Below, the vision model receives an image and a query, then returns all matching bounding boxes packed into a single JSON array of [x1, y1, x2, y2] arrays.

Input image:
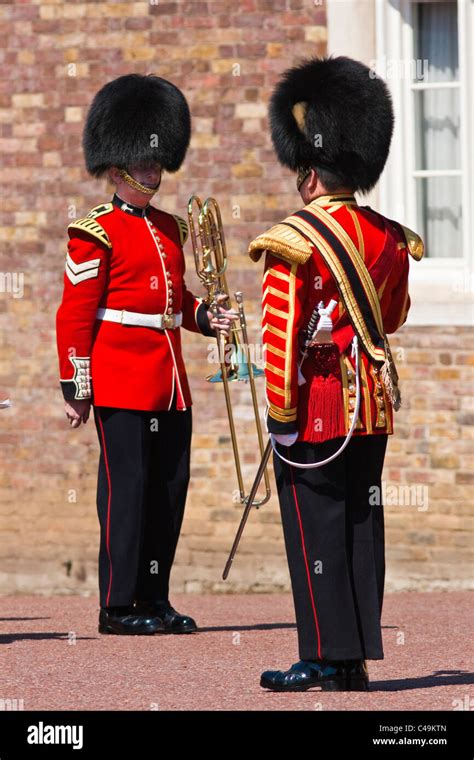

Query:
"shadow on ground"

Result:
[[371, 670, 474, 691]]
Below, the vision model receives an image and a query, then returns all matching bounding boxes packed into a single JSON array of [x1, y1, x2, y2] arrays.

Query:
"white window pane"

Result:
[[415, 176, 462, 258], [414, 88, 461, 170], [413, 1, 459, 83]]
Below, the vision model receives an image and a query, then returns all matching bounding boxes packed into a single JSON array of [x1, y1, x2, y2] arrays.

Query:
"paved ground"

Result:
[[0, 592, 472, 711]]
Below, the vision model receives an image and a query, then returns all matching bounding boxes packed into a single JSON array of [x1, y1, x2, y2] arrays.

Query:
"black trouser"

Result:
[[274, 434, 388, 662], [93, 405, 192, 608]]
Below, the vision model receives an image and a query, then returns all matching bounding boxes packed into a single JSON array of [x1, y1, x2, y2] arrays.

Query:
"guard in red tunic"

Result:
[[248, 57, 424, 690], [56, 74, 235, 635]]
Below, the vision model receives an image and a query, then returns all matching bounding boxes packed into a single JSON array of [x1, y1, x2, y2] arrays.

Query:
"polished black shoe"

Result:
[[260, 660, 347, 692], [135, 601, 197, 634], [98, 606, 165, 635], [346, 659, 369, 691]]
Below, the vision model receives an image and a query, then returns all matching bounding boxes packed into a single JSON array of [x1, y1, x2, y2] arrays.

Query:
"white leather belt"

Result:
[[96, 307, 183, 330]]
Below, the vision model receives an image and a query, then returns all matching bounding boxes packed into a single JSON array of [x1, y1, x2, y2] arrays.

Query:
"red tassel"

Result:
[[298, 373, 346, 443]]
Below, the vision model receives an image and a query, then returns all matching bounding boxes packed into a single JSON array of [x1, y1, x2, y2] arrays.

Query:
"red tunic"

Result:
[[56, 198, 213, 411], [249, 194, 423, 444]]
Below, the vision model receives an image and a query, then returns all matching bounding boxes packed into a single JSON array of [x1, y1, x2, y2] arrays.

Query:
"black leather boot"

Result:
[[345, 659, 369, 691], [260, 660, 347, 692], [98, 606, 164, 635], [135, 601, 197, 634]]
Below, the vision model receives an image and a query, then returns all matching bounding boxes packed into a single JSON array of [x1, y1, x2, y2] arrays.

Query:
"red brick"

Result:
[[0, 6, 471, 599]]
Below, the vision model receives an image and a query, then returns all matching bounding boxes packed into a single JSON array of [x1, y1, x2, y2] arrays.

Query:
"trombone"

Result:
[[187, 195, 271, 513]]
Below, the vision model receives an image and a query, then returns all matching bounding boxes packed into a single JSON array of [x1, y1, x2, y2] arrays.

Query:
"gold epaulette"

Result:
[[68, 203, 113, 250], [400, 224, 424, 261], [248, 222, 312, 265], [172, 214, 189, 247], [87, 202, 114, 220]]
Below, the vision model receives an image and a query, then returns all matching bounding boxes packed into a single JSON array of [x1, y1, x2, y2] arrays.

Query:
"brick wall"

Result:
[[382, 327, 473, 591], [0, 0, 472, 596]]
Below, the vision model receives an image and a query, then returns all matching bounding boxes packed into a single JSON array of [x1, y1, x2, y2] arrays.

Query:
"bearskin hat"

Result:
[[269, 56, 394, 192], [83, 74, 191, 177]]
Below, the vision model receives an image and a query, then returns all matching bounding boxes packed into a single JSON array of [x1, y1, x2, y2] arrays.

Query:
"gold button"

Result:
[[167, 307, 173, 315]]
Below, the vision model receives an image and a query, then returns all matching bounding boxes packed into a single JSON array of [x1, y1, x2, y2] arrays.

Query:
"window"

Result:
[[413, 1, 462, 258], [375, 0, 473, 324]]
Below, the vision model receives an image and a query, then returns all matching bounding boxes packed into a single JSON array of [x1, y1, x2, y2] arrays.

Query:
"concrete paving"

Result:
[[0, 592, 472, 711]]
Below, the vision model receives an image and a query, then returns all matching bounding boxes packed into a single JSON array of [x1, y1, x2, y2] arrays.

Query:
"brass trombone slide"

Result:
[[187, 194, 271, 514], [222, 439, 272, 580]]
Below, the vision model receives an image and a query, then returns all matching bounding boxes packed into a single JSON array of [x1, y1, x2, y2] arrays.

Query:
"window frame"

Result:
[[375, 0, 473, 325]]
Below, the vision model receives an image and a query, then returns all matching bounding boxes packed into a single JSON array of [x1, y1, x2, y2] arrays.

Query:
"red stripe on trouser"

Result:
[[289, 460, 322, 660], [97, 412, 113, 607]]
